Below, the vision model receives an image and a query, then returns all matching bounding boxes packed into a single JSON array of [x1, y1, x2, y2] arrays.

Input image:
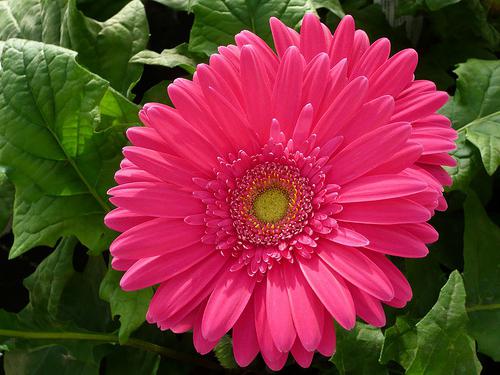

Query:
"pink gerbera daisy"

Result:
[[105, 13, 457, 370]]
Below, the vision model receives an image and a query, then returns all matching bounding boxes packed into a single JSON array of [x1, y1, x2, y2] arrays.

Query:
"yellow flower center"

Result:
[[253, 188, 289, 223]]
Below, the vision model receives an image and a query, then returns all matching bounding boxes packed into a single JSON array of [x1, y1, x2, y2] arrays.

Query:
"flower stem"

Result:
[[0, 329, 221, 370]]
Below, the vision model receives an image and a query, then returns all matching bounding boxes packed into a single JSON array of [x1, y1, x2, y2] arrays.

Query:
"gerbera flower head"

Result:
[[105, 13, 457, 370]]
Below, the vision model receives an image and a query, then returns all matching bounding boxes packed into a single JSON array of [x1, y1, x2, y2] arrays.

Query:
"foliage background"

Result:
[[0, 0, 499, 373]]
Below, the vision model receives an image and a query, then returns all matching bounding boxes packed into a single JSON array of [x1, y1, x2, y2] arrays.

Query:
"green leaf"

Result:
[[213, 335, 237, 369], [443, 59, 500, 128], [405, 271, 481, 374], [97, 86, 141, 132], [464, 112, 500, 175], [4, 345, 101, 375], [0, 0, 148, 94], [140, 81, 171, 106], [379, 316, 418, 369], [188, 0, 315, 55], [463, 191, 500, 361], [311, 0, 345, 17], [445, 134, 482, 191], [23, 237, 77, 318], [0, 254, 112, 374], [441, 59, 500, 184], [0, 166, 14, 234], [99, 268, 152, 344], [0, 39, 135, 258], [330, 322, 387, 375], [425, 0, 461, 11], [130, 43, 198, 74]]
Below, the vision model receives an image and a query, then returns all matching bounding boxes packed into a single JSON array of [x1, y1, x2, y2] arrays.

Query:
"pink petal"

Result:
[[232, 296, 260, 367], [282, 262, 324, 351], [111, 257, 136, 271], [254, 282, 288, 371], [120, 243, 215, 291], [123, 146, 199, 189], [292, 103, 314, 146], [168, 80, 232, 154], [350, 37, 390, 78], [392, 91, 449, 122], [329, 122, 412, 185], [146, 253, 227, 321], [298, 256, 356, 329], [361, 249, 412, 304], [350, 223, 429, 258], [329, 15, 355, 65], [114, 167, 160, 184], [300, 13, 327, 61], [104, 208, 153, 232], [399, 222, 438, 243], [266, 266, 296, 352], [318, 59, 348, 118], [110, 217, 205, 259], [367, 49, 418, 99], [340, 95, 395, 144], [291, 340, 314, 368], [302, 53, 330, 111], [202, 269, 256, 341], [348, 29, 370, 74], [337, 198, 431, 224], [240, 45, 272, 141], [325, 226, 370, 247], [142, 104, 218, 172], [337, 175, 428, 203], [314, 76, 369, 141], [317, 242, 394, 301], [272, 46, 305, 135], [368, 142, 423, 175], [317, 318, 336, 357], [270, 17, 299, 58], [109, 182, 204, 218], [193, 303, 218, 354], [126, 126, 170, 153], [348, 283, 386, 326], [235, 30, 279, 79], [411, 134, 457, 155]]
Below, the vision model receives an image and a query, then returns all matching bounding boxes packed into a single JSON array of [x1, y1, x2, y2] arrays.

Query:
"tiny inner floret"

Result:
[[230, 162, 314, 246], [253, 188, 289, 223]]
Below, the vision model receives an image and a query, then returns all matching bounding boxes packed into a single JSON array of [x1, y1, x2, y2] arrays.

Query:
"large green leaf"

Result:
[[425, 0, 461, 11], [99, 268, 152, 344], [4, 345, 102, 375], [23, 237, 77, 318], [463, 191, 500, 361], [330, 323, 387, 375], [405, 271, 481, 374], [188, 0, 315, 55], [130, 43, 198, 74], [0, 251, 112, 375], [0, 166, 13, 234], [0, 39, 137, 258], [441, 59, 500, 187], [379, 316, 418, 369], [0, 0, 148, 94]]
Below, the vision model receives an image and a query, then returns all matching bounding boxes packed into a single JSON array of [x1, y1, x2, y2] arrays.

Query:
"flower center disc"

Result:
[[253, 188, 289, 223]]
